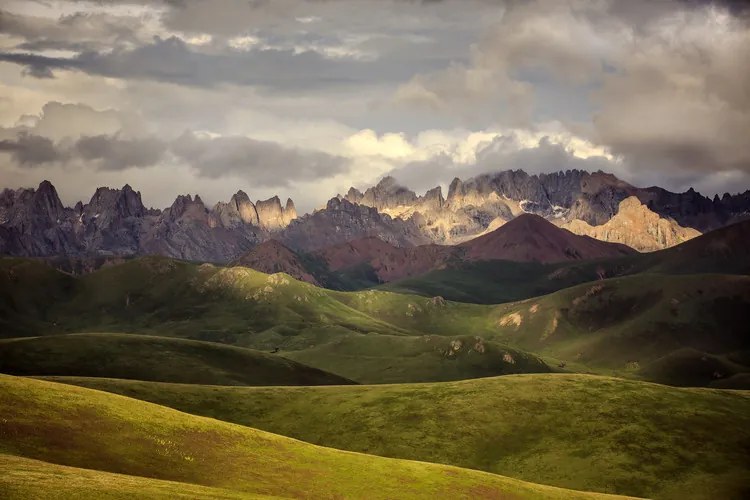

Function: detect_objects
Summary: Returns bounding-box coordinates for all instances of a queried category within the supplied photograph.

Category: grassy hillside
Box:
[381,257,641,304]
[283,333,550,384]
[0,257,553,383]
[0,455,260,500]
[56,374,750,500]
[0,258,76,335]
[2,256,747,386]
[0,375,629,500]
[483,273,750,386]
[0,333,352,386]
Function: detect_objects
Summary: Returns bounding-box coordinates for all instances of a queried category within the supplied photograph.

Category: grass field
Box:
[0,333,352,386]
[0,455,262,500]
[0,375,632,500]
[54,373,750,500]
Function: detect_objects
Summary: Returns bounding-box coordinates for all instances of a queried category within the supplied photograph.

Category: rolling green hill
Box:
[483,273,750,385]
[282,333,550,384]
[2,255,748,386]
[0,455,262,500]
[0,256,553,383]
[0,375,631,500]
[54,374,750,500]
[0,333,352,386]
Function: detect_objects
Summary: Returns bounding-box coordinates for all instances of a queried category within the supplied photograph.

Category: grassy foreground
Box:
[0,455,263,499]
[56,374,750,500]
[0,375,630,500]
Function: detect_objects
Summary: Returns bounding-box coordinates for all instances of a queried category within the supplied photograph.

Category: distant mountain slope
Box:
[2,376,621,500]
[312,236,458,282]
[0,333,352,386]
[252,214,634,288]
[385,219,750,303]
[562,196,701,252]
[460,213,635,263]
[233,239,319,284]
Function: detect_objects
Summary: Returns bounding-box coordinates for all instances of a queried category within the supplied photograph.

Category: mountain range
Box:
[1,169,749,266]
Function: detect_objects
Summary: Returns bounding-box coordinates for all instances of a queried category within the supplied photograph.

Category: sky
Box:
[0,0,748,212]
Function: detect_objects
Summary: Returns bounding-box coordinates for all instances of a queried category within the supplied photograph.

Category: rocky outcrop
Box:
[255,196,297,231]
[358,176,419,210]
[563,197,701,252]
[280,197,430,252]
[0,181,80,256]
[211,190,259,228]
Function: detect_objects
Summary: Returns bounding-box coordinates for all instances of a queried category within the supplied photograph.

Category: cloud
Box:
[394,0,750,178]
[0,132,61,165]
[74,135,167,170]
[171,131,350,187]
[0,36,425,91]
[18,101,144,141]
[592,6,750,176]
[0,8,152,53]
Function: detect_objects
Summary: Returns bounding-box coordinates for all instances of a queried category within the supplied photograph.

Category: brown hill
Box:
[233,213,636,287]
[314,237,458,282]
[232,239,319,285]
[460,213,636,263]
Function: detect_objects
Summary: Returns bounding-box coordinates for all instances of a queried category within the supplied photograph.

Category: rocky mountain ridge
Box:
[342,170,750,247]
[0,181,296,262]
[2,168,749,262]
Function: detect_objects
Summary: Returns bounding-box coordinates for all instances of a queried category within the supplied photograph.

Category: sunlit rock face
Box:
[563,197,701,252]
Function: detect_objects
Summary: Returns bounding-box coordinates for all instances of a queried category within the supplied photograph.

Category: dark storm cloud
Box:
[0,133,62,165]
[75,135,168,170]
[0,35,453,91]
[171,131,349,186]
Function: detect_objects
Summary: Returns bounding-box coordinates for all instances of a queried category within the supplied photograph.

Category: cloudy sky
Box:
[0,0,748,211]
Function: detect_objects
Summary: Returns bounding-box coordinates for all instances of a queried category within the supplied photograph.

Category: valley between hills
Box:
[1,170,749,500]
